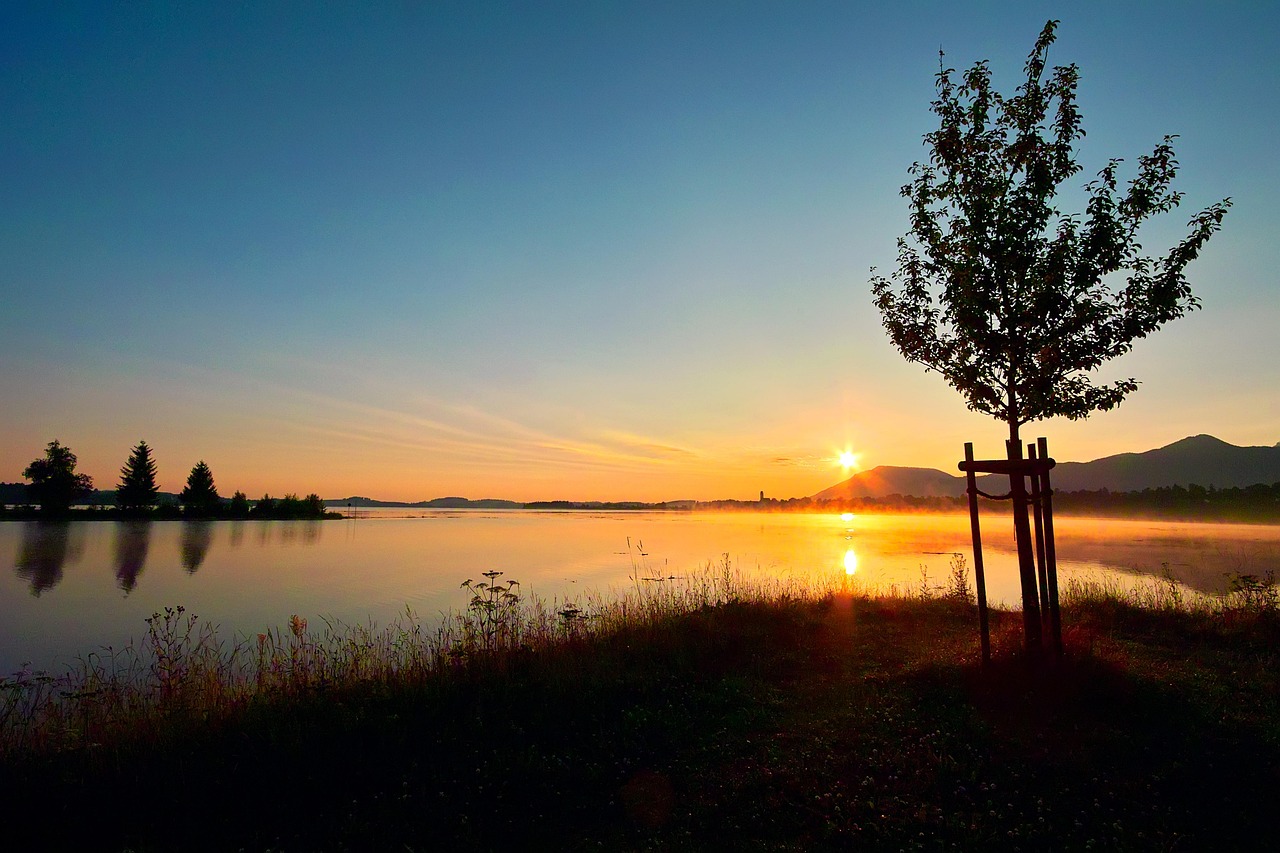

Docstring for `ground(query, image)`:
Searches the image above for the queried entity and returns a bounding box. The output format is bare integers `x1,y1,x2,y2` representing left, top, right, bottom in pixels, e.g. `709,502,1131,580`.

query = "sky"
2,1,1276,502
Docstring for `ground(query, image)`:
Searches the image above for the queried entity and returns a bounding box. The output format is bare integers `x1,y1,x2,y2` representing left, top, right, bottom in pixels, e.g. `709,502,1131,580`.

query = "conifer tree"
116,441,160,514
180,460,221,516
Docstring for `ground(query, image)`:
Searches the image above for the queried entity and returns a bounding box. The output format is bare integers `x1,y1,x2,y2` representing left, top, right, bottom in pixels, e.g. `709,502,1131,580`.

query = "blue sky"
2,2,1276,500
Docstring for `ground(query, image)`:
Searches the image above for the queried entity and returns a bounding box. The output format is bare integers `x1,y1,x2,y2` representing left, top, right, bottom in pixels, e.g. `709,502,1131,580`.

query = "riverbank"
3,571,1278,850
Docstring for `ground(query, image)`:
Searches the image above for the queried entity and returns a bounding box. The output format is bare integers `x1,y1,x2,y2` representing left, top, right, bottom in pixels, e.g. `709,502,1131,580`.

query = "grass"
2,558,1278,850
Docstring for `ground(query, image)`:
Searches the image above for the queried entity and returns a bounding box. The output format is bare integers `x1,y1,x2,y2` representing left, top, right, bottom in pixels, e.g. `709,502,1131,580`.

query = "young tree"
180,460,221,516
23,439,95,516
870,20,1229,652
871,20,1230,448
116,440,160,514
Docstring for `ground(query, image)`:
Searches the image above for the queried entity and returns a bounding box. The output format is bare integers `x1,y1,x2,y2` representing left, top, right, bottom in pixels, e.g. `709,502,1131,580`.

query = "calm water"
3,510,1279,675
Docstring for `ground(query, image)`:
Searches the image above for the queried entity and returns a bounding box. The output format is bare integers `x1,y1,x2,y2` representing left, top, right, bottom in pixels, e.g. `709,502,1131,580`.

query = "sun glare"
843,548,858,575
837,450,859,471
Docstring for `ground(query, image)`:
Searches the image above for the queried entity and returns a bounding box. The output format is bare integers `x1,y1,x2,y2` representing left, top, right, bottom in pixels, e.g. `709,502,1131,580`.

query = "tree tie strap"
970,487,1012,500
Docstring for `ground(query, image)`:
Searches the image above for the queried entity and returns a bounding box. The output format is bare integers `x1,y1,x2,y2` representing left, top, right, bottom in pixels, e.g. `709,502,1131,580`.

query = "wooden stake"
1038,437,1063,657
964,442,991,666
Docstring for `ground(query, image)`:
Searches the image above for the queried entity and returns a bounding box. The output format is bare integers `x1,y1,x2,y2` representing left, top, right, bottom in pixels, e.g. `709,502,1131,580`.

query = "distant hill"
417,497,522,509
811,467,967,501
325,496,521,509
812,435,1280,500
1,483,182,507
1049,435,1280,492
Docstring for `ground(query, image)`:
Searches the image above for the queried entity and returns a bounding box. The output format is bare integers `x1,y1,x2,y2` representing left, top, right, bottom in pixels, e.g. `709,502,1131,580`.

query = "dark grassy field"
3,572,1278,851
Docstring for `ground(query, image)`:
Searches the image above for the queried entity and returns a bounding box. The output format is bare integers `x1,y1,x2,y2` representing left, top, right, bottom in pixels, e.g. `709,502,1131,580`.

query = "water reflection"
280,520,323,545
4,511,1280,677
113,521,152,594
14,522,85,596
180,521,214,574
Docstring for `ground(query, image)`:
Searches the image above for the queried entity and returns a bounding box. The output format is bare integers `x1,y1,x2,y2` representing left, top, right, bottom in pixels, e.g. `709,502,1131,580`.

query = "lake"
4,510,1279,675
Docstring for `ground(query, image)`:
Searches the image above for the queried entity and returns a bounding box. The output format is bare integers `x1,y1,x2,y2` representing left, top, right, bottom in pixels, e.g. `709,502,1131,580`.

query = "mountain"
811,466,967,501
1048,435,1280,492
811,435,1280,500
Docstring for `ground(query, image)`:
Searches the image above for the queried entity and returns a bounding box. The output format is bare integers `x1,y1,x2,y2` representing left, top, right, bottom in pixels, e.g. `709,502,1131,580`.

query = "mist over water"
2,511,1277,674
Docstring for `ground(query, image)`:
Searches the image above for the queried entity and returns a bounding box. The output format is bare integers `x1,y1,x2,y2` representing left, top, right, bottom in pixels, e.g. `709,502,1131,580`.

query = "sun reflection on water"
843,548,859,575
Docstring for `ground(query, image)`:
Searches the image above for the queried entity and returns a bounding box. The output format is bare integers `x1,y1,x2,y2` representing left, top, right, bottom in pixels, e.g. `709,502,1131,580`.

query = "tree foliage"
228,490,251,518
23,439,94,516
180,460,220,516
116,440,160,513
870,20,1231,443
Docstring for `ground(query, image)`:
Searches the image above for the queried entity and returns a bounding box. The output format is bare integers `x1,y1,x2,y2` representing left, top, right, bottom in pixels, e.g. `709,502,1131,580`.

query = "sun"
837,450,859,471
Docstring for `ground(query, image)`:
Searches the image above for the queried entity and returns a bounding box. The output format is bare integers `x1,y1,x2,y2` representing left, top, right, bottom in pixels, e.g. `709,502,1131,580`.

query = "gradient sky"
2,1,1276,502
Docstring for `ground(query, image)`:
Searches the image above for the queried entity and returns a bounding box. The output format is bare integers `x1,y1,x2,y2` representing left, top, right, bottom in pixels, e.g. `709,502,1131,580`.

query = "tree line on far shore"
7,439,334,520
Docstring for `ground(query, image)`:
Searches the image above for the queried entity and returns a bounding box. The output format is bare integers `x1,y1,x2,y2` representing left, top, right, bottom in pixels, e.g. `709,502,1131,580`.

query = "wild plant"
916,565,935,600
1158,562,1184,610
558,604,587,641
1224,570,1278,613
460,571,523,654
0,668,58,754
945,553,974,605
146,606,198,704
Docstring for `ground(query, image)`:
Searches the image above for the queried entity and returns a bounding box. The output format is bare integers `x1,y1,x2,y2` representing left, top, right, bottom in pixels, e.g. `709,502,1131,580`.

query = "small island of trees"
2,439,338,521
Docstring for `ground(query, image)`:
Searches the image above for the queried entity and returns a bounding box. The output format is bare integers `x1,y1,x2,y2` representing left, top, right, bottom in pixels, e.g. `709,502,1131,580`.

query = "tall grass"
3,551,1273,761
0,557,853,759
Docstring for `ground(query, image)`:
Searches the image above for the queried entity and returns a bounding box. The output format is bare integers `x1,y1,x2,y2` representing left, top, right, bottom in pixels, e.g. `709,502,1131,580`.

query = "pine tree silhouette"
116,441,160,514
180,460,221,517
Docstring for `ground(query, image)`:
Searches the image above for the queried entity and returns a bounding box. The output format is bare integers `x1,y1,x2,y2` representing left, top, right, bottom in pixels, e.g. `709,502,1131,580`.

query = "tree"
870,21,1229,653
228,490,251,518
304,493,326,518
23,439,94,516
250,494,277,517
180,460,221,516
116,441,160,514
871,20,1230,448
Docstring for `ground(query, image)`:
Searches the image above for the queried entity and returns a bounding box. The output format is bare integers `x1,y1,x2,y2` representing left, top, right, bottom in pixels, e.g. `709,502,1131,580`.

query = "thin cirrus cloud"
216,370,708,478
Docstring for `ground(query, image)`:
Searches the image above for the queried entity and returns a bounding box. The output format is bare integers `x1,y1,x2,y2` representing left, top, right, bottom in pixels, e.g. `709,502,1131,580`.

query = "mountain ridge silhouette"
811,435,1280,500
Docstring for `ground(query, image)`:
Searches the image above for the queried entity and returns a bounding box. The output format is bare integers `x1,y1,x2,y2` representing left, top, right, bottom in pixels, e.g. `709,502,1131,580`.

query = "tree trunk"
1007,421,1043,656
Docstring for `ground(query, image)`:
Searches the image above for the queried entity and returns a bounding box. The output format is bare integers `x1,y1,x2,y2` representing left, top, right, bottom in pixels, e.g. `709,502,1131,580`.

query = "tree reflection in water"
229,520,246,548
15,522,85,596
180,520,215,573
113,520,152,594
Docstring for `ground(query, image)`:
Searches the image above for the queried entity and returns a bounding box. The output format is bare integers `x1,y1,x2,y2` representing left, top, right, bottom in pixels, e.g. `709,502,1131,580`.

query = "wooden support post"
1007,439,1043,656
1038,437,1063,657
964,442,991,666
1028,443,1051,634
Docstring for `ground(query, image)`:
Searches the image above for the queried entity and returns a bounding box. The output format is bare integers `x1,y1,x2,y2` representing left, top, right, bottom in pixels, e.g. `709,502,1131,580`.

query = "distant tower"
759,490,765,502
